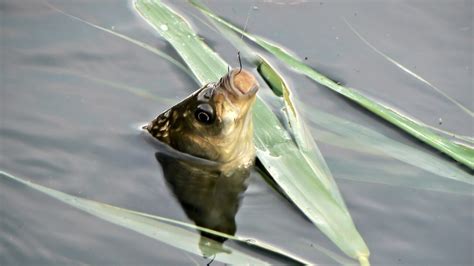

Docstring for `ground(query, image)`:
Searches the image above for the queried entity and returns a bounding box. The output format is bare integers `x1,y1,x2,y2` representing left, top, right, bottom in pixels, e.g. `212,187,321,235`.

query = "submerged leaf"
135,0,370,264
0,171,310,265
303,107,473,186
191,0,474,170
0,171,262,264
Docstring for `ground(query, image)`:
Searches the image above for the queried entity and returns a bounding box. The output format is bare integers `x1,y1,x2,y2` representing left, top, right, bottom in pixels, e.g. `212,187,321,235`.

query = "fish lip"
226,69,259,99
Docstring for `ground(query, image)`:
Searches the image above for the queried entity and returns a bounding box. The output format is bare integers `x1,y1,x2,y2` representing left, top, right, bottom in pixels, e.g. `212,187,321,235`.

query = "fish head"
146,69,259,166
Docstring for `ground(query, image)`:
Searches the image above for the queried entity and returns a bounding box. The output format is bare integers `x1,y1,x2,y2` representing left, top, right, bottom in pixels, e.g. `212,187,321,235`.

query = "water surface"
1,0,472,265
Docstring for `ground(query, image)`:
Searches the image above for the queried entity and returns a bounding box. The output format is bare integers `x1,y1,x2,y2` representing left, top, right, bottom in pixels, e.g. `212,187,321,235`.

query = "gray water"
1,0,473,265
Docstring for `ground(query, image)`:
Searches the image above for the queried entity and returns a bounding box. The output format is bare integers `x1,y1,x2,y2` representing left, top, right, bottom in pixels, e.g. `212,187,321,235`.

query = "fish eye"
195,103,215,124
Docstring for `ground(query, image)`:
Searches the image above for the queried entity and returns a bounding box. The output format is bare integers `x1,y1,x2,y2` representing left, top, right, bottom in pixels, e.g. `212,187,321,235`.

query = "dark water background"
1,0,472,265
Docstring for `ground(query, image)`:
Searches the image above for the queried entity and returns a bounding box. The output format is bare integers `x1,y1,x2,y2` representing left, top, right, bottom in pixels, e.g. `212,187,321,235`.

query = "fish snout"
228,69,259,98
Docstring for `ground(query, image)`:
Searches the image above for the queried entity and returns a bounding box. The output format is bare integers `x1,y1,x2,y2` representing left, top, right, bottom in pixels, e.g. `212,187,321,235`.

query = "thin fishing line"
240,1,253,41
236,1,254,69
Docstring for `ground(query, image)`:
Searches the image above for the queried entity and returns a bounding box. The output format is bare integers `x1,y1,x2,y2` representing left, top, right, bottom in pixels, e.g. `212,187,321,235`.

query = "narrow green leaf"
303,106,474,186
134,0,370,264
256,56,347,208
1,170,313,265
252,102,370,264
0,171,266,264
191,0,474,170
330,159,474,196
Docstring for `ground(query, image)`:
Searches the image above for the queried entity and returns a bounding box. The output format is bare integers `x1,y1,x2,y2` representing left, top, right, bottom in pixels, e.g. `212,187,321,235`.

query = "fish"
144,69,259,245
144,68,259,171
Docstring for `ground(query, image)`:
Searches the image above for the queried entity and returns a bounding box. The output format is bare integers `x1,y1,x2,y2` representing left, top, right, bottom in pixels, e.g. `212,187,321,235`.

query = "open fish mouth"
220,69,259,99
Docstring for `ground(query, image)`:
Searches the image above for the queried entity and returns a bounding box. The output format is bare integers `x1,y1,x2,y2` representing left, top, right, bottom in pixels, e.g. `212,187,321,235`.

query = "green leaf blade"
0,171,274,265
135,0,227,84
253,99,370,261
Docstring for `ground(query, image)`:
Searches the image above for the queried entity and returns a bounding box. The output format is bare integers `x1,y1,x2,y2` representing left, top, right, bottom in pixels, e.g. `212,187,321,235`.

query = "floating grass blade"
134,0,370,264
343,17,473,118
251,104,370,265
0,171,263,264
191,0,474,170
129,209,311,265
302,107,474,186
259,57,305,143
256,56,347,207
0,170,312,265
330,159,474,196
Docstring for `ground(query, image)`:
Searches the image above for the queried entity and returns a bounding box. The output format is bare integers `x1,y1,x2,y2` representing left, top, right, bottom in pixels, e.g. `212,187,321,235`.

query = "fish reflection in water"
145,69,259,249
155,147,250,243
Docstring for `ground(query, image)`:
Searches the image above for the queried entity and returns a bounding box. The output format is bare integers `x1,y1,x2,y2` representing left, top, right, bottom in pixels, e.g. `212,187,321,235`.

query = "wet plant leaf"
0,170,310,265
303,107,473,186
191,0,474,170
256,57,348,206
134,0,370,264
329,159,474,196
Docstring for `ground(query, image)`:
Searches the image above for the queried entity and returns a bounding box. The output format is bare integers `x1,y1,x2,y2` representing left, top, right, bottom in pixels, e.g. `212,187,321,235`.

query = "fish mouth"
226,69,259,98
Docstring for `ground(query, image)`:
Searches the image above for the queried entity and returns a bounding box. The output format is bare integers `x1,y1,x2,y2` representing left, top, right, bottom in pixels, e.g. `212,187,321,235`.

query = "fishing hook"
237,51,242,74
